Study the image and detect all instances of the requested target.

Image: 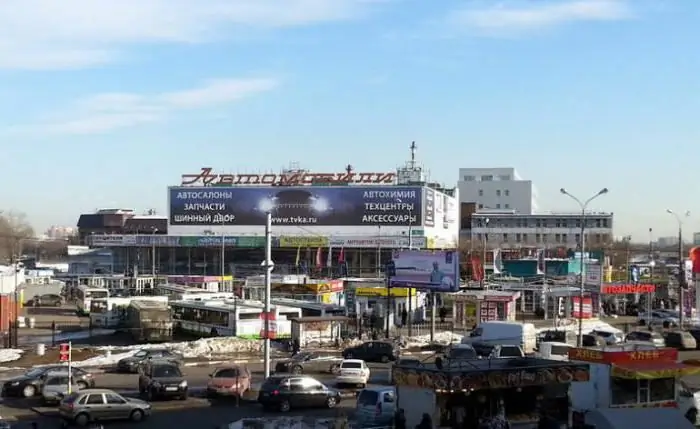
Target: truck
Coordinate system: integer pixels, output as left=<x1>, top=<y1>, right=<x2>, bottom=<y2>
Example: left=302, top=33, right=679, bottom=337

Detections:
left=461, top=321, right=537, bottom=354
left=126, top=300, right=173, bottom=342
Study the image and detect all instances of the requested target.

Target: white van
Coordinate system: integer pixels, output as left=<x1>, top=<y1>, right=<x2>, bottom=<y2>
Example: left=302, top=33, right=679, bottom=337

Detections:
left=461, top=321, right=537, bottom=353
left=355, top=386, right=396, bottom=427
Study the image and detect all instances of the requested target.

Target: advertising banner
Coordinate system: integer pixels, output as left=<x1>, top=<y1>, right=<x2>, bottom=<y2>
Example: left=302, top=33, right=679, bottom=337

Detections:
left=329, top=236, right=426, bottom=249
left=423, top=188, right=435, bottom=227
left=279, top=236, right=329, bottom=248
left=389, top=250, right=460, bottom=292
left=571, top=297, right=593, bottom=319
left=90, top=235, right=134, bottom=246
left=169, top=186, right=422, bottom=227
left=178, top=236, right=265, bottom=247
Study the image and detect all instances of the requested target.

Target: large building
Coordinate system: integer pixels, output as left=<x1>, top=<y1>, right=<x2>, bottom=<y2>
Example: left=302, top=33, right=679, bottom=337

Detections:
left=458, top=167, right=613, bottom=248
left=458, top=167, right=537, bottom=214
left=84, top=146, right=460, bottom=277
left=77, top=209, right=167, bottom=244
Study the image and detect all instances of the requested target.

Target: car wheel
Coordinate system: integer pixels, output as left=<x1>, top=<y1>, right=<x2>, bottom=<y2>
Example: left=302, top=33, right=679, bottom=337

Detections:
left=291, top=365, right=303, bottom=375
left=686, top=408, right=698, bottom=424
left=22, top=384, right=36, bottom=398
left=326, top=396, right=338, bottom=408
left=76, top=381, right=88, bottom=390
left=380, top=355, right=390, bottom=363
left=330, top=364, right=340, bottom=374
left=279, top=400, right=291, bottom=412
left=130, top=409, right=145, bottom=422
left=74, top=413, right=90, bottom=427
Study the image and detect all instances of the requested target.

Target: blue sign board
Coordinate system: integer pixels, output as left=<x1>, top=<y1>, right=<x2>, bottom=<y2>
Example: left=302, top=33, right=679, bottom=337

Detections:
left=169, top=186, right=422, bottom=227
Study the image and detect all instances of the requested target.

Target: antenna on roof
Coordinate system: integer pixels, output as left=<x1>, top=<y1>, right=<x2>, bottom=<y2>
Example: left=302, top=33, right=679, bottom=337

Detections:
left=345, top=164, right=353, bottom=174
left=409, top=141, right=417, bottom=168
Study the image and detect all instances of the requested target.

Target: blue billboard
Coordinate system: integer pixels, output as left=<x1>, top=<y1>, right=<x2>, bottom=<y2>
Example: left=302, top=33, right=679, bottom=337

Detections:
left=169, top=186, right=422, bottom=227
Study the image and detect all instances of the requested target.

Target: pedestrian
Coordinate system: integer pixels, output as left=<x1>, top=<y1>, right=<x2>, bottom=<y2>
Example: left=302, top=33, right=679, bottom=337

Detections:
left=395, top=408, right=407, bottom=429
left=401, top=309, right=408, bottom=327
left=416, top=413, right=432, bottom=429
left=439, top=306, right=447, bottom=323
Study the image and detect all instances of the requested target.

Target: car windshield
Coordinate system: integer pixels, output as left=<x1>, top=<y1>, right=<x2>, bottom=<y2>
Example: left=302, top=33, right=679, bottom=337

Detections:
left=357, top=390, right=379, bottom=406
left=25, top=368, right=46, bottom=377
left=341, top=362, right=362, bottom=369
left=214, top=368, right=242, bottom=378
left=134, top=350, right=148, bottom=358
left=499, top=347, right=522, bottom=357
left=449, top=347, right=477, bottom=359
left=153, top=366, right=182, bottom=378
left=292, top=352, right=313, bottom=361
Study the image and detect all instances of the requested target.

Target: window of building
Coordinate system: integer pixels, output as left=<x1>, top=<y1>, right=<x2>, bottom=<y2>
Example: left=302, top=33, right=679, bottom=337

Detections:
left=496, top=190, right=501, bottom=197
left=535, top=234, right=541, bottom=243
left=595, top=234, right=601, bottom=243
left=496, top=204, right=501, bottom=209
left=596, top=219, right=601, bottom=228
left=561, top=219, right=568, bottom=228
left=499, top=175, right=511, bottom=181
left=555, top=234, right=561, bottom=243
left=522, top=234, right=527, bottom=243
left=555, top=220, right=561, bottom=228
left=603, top=218, right=609, bottom=228
left=484, top=234, right=489, bottom=242
left=478, top=204, right=484, bottom=209
left=463, top=175, right=476, bottom=181
left=542, top=234, right=548, bottom=243
left=575, top=234, right=580, bottom=244
left=502, top=233, right=508, bottom=242
left=575, top=219, right=581, bottom=228
left=481, top=175, right=493, bottom=181
left=504, top=204, right=510, bottom=209
left=478, top=189, right=484, bottom=196
left=476, top=234, right=482, bottom=241
left=504, top=189, right=510, bottom=196
left=535, top=219, right=541, bottom=228
left=562, top=234, right=568, bottom=242
left=515, top=234, right=521, bottom=243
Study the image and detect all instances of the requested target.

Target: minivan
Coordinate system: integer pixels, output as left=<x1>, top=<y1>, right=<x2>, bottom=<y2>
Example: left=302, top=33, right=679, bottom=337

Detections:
left=462, top=321, right=537, bottom=353
left=355, top=387, right=396, bottom=427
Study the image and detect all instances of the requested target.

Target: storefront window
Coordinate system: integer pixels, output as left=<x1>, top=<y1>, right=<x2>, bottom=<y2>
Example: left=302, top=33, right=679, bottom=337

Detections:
left=611, top=377, right=676, bottom=405
left=523, top=291, right=535, bottom=312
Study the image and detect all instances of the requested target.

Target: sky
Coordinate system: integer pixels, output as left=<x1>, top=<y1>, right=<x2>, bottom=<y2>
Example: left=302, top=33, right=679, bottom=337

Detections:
left=0, top=0, right=698, bottom=241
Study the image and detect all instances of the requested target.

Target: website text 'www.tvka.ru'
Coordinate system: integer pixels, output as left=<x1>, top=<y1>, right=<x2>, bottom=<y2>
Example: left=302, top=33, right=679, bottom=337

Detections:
left=271, top=216, right=319, bottom=224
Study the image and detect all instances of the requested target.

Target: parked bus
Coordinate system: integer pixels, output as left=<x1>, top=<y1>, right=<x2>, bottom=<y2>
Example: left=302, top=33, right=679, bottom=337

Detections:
left=271, top=297, right=346, bottom=318
left=170, top=299, right=301, bottom=338
left=126, top=300, right=173, bottom=342
left=90, top=296, right=168, bottom=328
left=154, top=284, right=235, bottom=302
left=75, top=286, right=109, bottom=315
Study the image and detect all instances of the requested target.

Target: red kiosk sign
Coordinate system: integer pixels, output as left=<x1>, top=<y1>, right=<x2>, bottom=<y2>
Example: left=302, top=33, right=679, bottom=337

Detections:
left=601, top=284, right=655, bottom=294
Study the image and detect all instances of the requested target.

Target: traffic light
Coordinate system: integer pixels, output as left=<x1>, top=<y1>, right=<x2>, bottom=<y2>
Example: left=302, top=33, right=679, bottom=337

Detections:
left=59, top=343, right=71, bottom=362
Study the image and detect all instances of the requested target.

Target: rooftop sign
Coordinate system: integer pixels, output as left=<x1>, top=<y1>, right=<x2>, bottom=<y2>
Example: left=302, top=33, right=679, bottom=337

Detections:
left=181, top=168, right=397, bottom=187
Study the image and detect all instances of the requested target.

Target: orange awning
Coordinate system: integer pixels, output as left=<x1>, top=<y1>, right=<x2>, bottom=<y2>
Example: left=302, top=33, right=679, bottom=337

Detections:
left=612, top=362, right=700, bottom=379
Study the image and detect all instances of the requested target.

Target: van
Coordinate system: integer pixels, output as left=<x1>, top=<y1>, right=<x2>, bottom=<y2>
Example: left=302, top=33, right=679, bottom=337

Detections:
left=355, top=386, right=396, bottom=427
left=461, top=321, right=537, bottom=353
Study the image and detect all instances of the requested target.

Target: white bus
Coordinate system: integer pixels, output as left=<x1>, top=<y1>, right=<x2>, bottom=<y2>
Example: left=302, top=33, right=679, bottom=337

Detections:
left=271, top=298, right=346, bottom=318
left=126, top=300, right=173, bottom=342
left=75, top=286, right=109, bottom=315
left=170, top=299, right=302, bottom=339
left=154, top=284, right=236, bottom=302
left=90, top=296, right=169, bottom=328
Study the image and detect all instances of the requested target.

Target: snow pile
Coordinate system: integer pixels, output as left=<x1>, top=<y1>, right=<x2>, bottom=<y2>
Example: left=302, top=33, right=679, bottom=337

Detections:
left=404, top=331, right=463, bottom=348
left=536, top=318, right=622, bottom=334
left=0, top=349, right=23, bottom=363
left=73, top=350, right=136, bottom=368
left=98, top=336, right=263, bottom=358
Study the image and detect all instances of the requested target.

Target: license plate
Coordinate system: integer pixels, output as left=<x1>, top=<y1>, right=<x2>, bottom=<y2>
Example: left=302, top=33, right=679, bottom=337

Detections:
left=165, top=387, right=178, bottom=391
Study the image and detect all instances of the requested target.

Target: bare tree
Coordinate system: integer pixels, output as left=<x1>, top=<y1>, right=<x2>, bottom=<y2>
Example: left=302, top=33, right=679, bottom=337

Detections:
left=0, top=211, right=35, bottom=262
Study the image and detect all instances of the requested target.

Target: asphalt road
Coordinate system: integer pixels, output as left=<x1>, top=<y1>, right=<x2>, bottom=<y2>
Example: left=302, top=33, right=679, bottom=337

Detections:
left=0, top=361, right=392, bottom=427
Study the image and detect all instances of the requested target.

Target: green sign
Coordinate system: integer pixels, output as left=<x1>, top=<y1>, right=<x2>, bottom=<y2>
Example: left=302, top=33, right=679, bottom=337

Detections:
left=236, top=237, right=265, bottom=248
left=177, top=236, right=265, bottom=247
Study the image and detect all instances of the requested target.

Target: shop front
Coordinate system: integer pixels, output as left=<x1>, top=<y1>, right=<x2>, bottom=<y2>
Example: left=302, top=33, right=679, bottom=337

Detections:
left=569, top=345, right=700, bottom=418
left=393, top=358, right=590, bottom=428
left=452, top=290, right=520, bottom=329
left=352, top=286, right=423, bottom=322
left=244, top=275, right=344, bottom=304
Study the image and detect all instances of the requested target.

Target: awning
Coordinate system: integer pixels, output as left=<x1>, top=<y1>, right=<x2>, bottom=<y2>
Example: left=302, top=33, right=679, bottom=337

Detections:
left=612, top=362, right=700, bottom=379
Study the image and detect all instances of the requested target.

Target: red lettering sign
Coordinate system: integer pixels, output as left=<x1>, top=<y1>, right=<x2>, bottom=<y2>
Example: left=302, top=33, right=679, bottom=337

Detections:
left=602, top=284, right=655, bottom=294
left=568, top=347, right=678, bottom=364
left=181, top=168, right=397, bottom=187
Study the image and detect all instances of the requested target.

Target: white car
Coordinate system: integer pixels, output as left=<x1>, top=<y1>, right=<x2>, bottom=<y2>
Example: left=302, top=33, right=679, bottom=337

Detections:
left=336, top=359, right=370, bottom=387
left=638, top=311, right=679, bottom=328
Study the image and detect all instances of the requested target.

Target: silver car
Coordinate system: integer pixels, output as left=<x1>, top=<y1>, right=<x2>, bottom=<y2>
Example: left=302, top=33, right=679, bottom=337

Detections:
left=41, top=372, right=82, bottom=405
left=58, top=388, right=151, bottom=426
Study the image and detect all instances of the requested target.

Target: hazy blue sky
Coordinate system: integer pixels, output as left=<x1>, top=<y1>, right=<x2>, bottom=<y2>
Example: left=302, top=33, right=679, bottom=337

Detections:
left=0, top=0, right=698, bottom=240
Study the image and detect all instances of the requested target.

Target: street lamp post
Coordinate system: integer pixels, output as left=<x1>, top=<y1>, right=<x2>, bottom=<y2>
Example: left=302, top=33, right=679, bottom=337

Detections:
left=220, top=217, right=226, bottom=289
left=649, top=227, right=654, bottom=316
left=560, top=187, right=609, bottom=347
left=667, top=209, right=690, bottom=326
left=481, top=218, right=489, bottom=288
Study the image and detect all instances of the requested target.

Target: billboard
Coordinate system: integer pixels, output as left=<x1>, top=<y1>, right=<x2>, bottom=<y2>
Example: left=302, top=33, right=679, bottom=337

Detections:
left=169, top=186, right=422, bottom=227
left=389, top=250, right=460, bottom=292
left=423, top=188, right=435, bottom=227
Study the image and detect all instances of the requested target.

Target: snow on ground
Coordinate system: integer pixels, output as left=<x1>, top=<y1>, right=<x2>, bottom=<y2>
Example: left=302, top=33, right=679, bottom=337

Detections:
left=535, top=318, right=621, bottom=334
left=73, top=350, right=138, bottom=368
left=404, top=331, right=463, bottom=348
left=97, top=336, right=265, bottom=358
left=0, top=349, right=23, bottom=363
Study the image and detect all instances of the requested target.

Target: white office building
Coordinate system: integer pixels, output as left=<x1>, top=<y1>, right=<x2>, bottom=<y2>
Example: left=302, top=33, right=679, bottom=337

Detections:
left=458, top=167, right=537, bottom=214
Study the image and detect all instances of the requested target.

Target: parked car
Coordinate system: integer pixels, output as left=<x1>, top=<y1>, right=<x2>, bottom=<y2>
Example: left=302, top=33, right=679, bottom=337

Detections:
left=273, top=352, right=342, bottom=375
left=445, top=344, right=478, bottom=360
left=591, top=330, right=624, bottom=345
left=664, top=331, right=697, bottom=350
left=58, top=389, right=151, bottom=426
left=625, top=330, right=666, bottom=347
left=206, top=365, right=251, bottom=399
left=117, top=348, right=184, bottom=373
left=26, top=294, right=63, bottom=307
left=41, top=372, right=83, bottom=405
left=258, top=375, right=341, bottom=412
left=335, top=359, right=370, bottom=387
left=638, top=311, right=679, bottom=328
left=687, top=329, right=700, bottom=349
left=138, top=360, right=188, bottom=401
left=2, top=366, right=95, bottom=398
left=342, top=341, right=398, bottom=363
left=355, top=387, right=396, bottom=428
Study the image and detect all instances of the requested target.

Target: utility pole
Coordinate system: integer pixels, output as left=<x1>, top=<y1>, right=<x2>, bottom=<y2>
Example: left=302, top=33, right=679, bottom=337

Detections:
left=667, top=209, right=690, bottom=326
left=263, top=213, right=274, bottom=378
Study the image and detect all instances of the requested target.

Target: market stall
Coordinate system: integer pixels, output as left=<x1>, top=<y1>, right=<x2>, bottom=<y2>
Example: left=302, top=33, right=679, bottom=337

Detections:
left=393, top=357, right=590, bottom=428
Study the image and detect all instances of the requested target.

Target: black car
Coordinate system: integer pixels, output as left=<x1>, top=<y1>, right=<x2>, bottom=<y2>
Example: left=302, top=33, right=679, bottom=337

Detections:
left=2, top=366, right=95, bottom=398
left=258, top=375, right=341, bottom=412
left=117, top=348, right=184, bottom=373
left=26, top=294, right=63, bottom=307
left=342, top=341, right=398, bottom=363
left=138, top=360, right=188, bottom=400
